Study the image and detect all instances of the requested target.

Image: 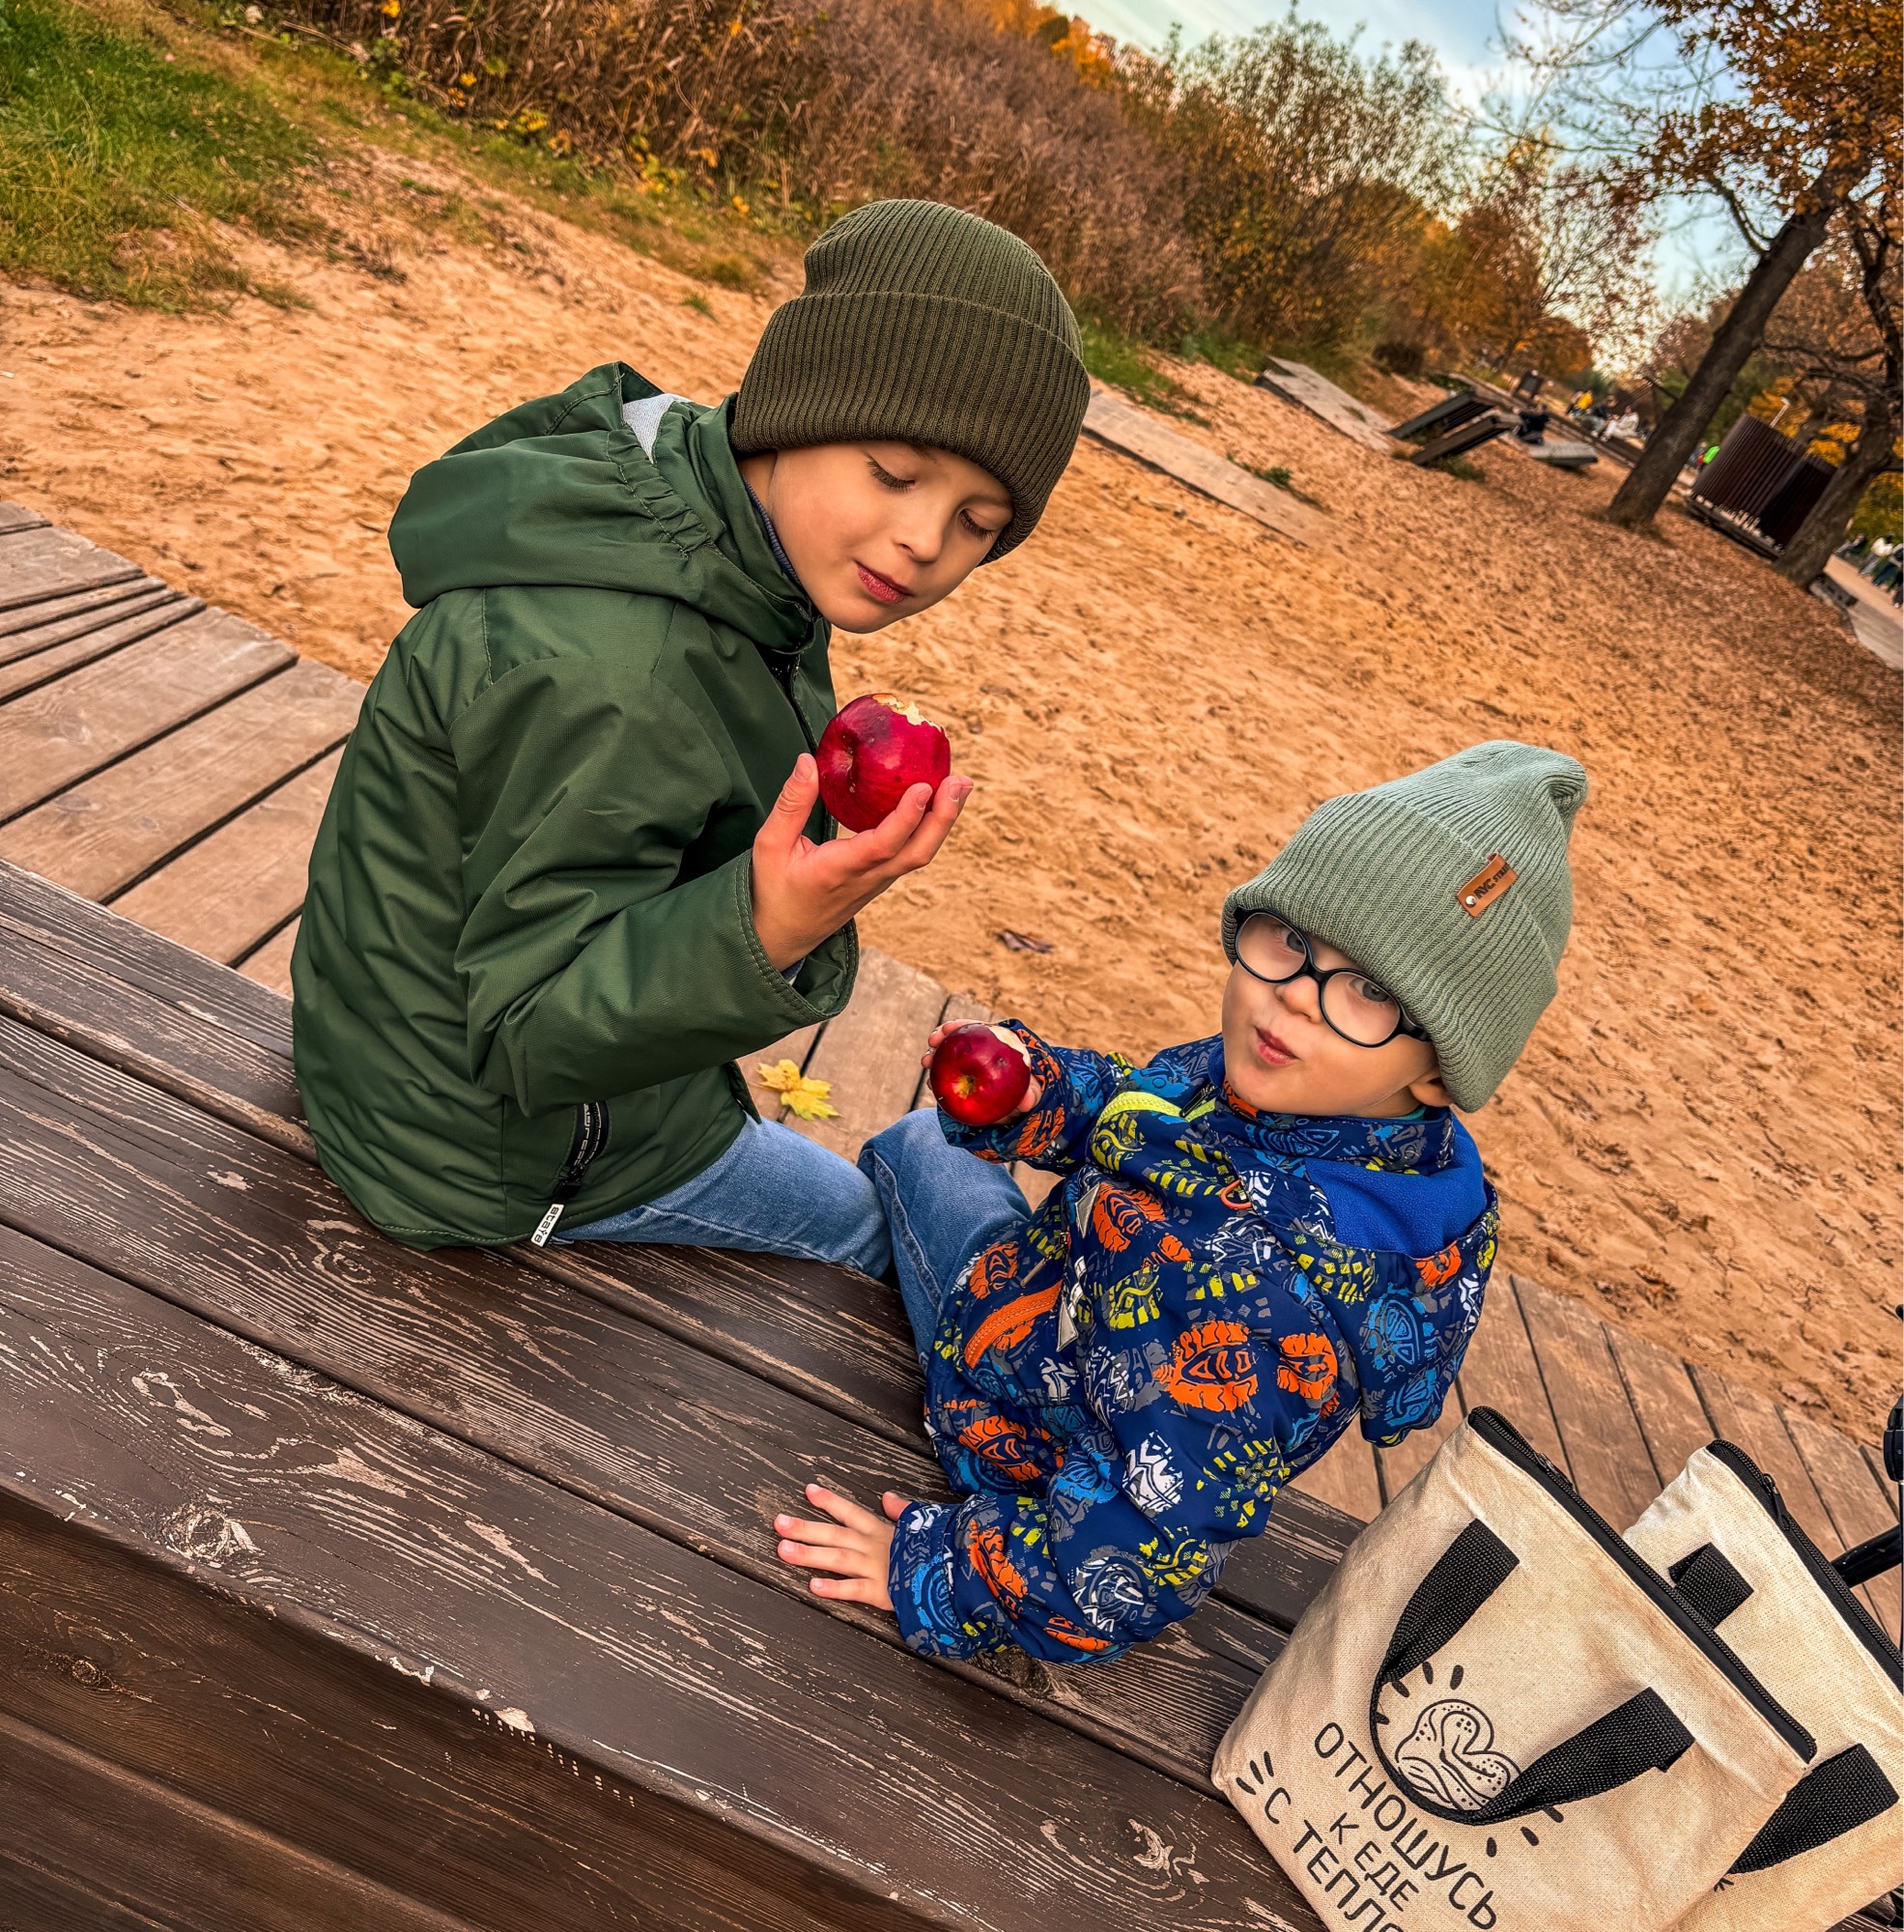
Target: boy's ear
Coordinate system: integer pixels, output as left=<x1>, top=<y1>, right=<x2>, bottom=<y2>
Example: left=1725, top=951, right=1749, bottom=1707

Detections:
left=1407, top=1062, right=1454, bottom=1111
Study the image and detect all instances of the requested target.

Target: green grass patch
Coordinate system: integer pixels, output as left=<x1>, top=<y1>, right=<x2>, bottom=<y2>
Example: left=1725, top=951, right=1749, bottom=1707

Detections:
left=1232, top=454, right=1325, bottom=510
left=0, top=0, right=314, bottom=305
left=1079, top=315, right=1208, bottom=424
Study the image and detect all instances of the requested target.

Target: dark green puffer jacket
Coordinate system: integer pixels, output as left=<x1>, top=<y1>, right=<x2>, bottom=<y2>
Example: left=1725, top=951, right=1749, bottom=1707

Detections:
left=292, top=363, right=855, bottom=1249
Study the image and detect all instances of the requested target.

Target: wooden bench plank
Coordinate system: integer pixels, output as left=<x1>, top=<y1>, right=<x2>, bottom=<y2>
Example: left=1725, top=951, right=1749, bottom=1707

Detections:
left=0, top=1707, right=477, bottom=1932
left=0, top=501, right=47, bottom=535
left=0, top=1017, right=1284, bottom=1791
left=1288, top=1428, right=1381, bottom=1524
left=1783, top=1408, right=1902, bottom=1641
left=0, top=522, right=145, bottom=612
left=112, top=746, right=343, bottom=961
left=1689, top=1365, right=1845, bottom=1556
left=0, top=591, right=205, bottom=701
left=239, top=916, right=301, bottom=996
left=1083, top=388, right=1322, bottom=545
left=1604, top=1323, right=1714, bottom=1489
left=1513, top=1275, right=1661, bottom=1528
left=0, top=659, right=361, bottom=900
left=793, top=948, right=950, bottom=1159
left=1455, top=1276, right=1570, bottom=1472
left=0, top=1226, right=1313, bottom=1932
left=0, top=578, right=185, bottom=660
left=0, top=611, right=291, bottom=821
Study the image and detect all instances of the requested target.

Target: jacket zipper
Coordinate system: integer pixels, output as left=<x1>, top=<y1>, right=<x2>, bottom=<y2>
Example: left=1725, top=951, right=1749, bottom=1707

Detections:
left=1702, top=1438, right=1903, bottom=1681
left=769, top=653, right=816, bottom=753
left=1467, top=1406, right=1817, bottom=1758
left=528, top=1100, right=611, bottom=1247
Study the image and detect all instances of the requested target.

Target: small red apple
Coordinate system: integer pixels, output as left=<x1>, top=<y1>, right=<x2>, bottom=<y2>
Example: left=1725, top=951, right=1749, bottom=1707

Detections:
left=930, top=1024, right=1032, bottom=1126
left=815, top=692, right=952, bottom=833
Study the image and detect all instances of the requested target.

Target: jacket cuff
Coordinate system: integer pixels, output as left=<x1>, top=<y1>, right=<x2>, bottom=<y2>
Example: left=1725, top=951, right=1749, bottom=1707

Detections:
left=888, top=1502, right=977, bottom=1659
left=731, top=855, right=857, bottom=1030
left=937, top=1023, right=1068, bottom=1165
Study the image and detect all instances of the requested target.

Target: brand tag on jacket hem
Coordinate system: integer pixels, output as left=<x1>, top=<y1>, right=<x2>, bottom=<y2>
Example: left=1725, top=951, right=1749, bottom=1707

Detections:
left=1458, top=854, right=1517, bottom=917
left=529, top=1202, right=565, bottom=1247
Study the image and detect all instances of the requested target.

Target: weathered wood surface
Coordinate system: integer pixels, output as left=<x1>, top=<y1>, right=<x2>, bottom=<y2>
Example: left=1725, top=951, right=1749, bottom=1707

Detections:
left=0, top=519, right=147, bottom=611
left=1253, top=358, right=1396, bottom=455
left=0, top=657, right=359, bottom=901
left=0, top=580, right=196, bottom=681
left=0, top=610, right=291, bottom=821
left=0, top=1706, right=476, bottom=1932
left=1082, top=387, right=1323, bottom=546
left=0, top=1225, right=1314, bottom=1931
left=241, top=913, right=302, bottom=993
left=1453, top=1276, right=1570, bottom=1470
left=1513, top=1273, right=1662, bottom=1529
left=113, top=745, right=345, bottom=961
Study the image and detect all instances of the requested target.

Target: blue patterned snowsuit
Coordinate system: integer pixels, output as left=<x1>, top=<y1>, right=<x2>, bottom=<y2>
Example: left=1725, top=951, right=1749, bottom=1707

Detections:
left=887, top=1028, right=1498, bottom=1664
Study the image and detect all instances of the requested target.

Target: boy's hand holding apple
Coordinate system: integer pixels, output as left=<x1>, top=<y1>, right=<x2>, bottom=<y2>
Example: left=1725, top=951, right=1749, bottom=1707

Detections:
left=923, top=1022, right=1039, bottom=1122
left=750, top=693, right=969, bottom=972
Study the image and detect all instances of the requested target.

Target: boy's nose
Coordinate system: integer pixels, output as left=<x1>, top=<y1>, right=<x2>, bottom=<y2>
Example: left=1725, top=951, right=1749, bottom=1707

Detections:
left=1274, top=976, right=1321, bottom=1024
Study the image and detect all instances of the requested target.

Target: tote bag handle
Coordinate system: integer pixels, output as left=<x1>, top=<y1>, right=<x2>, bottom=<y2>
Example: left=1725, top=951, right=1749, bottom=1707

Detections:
left=1367, top=1520, right=1694, bottom=1825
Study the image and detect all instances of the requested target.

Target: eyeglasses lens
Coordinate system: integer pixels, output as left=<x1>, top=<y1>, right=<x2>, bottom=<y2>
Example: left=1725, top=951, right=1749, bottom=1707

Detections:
left=1236, top=914, right=1306, bottom=980
left=1322, top=974, right=1404, bottom=1046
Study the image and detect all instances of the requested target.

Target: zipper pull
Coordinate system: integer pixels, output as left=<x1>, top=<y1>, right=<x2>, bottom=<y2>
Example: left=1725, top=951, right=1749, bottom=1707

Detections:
left=529, top=1202, right=565, bottom=1247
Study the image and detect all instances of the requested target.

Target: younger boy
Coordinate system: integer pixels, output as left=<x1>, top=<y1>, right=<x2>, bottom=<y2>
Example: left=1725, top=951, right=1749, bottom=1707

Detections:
left=773, top=742, right=1588, bottom=1662
left=292, top=200, right=1089, bottom=1257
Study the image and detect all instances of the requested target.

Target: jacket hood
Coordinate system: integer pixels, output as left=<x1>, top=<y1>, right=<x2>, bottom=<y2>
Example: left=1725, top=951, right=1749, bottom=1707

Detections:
left=388, top=362, right=819, bottom=659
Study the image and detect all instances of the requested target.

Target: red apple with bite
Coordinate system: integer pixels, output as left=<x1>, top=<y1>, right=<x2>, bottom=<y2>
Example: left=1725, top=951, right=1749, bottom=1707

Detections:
left=930, top=1024, right=1033, bottom=1126
left=815, top=692, right=952, bottom=833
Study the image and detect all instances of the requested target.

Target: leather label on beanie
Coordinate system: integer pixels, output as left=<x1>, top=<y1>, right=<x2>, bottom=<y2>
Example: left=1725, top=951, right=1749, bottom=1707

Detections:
left=1458, top=854, right=1517, bottom=917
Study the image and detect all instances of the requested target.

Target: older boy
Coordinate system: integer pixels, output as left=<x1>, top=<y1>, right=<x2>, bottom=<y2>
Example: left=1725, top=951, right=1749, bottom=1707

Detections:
left=293, top=200, right=1089, bottom=1256
left=774, top=743, right=1588, bottom=1663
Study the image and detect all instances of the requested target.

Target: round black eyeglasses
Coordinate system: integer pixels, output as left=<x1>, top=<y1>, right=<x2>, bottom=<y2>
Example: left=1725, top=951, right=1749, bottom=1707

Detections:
left=1234, top=913, right=1429, bottom=1049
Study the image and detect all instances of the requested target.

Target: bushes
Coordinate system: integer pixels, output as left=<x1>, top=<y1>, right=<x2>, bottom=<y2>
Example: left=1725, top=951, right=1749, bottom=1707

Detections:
left=276, top=0, right=1620, bottom=371
left=1124, top=20, right=1466, bottom=355
left=290, top=0, right=1201, bottom=333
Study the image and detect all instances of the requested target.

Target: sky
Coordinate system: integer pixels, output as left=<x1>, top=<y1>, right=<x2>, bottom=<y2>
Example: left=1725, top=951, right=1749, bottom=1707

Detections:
left=1073, top=0, right=1742, bottom=318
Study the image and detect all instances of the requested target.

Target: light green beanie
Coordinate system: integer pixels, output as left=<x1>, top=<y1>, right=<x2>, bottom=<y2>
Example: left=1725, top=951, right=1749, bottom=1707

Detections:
left=729, top=199, right=1090, bottom=559
left=1220, top=742, right=1589, bottom=1111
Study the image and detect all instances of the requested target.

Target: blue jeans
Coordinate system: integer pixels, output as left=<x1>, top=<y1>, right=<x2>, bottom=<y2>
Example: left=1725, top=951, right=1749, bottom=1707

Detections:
left=858, top=1107, right=1032, bottom=1363
left=558, top=1117, right=892, bottom=1276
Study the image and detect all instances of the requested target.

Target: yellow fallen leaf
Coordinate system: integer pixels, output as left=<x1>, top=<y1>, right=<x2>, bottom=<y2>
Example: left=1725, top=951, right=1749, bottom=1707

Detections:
left=756, top=1059, right=838, bottom=1122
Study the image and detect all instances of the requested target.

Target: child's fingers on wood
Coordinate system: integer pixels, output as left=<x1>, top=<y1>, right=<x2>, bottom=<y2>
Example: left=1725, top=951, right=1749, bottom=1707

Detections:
left=775, top=1531, right=865, bottom=1572
left=880, top=1492, right=909, bottom=1521
left=800, top=1482, right=886, bottom=1531
left=809, top=1574, right=889, bottom=1605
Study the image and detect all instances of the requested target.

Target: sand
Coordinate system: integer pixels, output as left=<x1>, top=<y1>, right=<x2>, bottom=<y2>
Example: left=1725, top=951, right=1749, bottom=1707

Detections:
left=3, top=153, right=1897, bottom=1441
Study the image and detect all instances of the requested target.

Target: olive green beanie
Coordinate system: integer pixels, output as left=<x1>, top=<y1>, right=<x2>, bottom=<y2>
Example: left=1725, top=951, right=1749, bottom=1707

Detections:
left=730, top=199, right=1090, bottom=559
left=1221, top=742, right=1589, bottom=1111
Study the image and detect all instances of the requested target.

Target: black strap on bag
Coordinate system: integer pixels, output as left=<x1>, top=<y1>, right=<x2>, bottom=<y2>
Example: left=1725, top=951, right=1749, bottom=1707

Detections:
left=1668, top=1543, right=1755, bottom=1627
left=1369, top=1520, right=1695, bottom=1826
left=1664, top=1540, right=1900, bottom=1873
left=1730, top=1745, right=1899, bottom=1874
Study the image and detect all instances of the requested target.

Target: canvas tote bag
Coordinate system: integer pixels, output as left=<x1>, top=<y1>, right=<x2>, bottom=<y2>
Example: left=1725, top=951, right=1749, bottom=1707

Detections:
left=1625, top=1440, right=1903, bottom=1932
left=1213, top=1408, right=1816, bottom=1932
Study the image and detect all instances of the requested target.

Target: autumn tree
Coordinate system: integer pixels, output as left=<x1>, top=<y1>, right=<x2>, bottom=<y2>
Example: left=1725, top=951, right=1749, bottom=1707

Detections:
left=1770, top=189, right=1902, bottom=583
left=1517, top=0, right=1900, bottom=529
